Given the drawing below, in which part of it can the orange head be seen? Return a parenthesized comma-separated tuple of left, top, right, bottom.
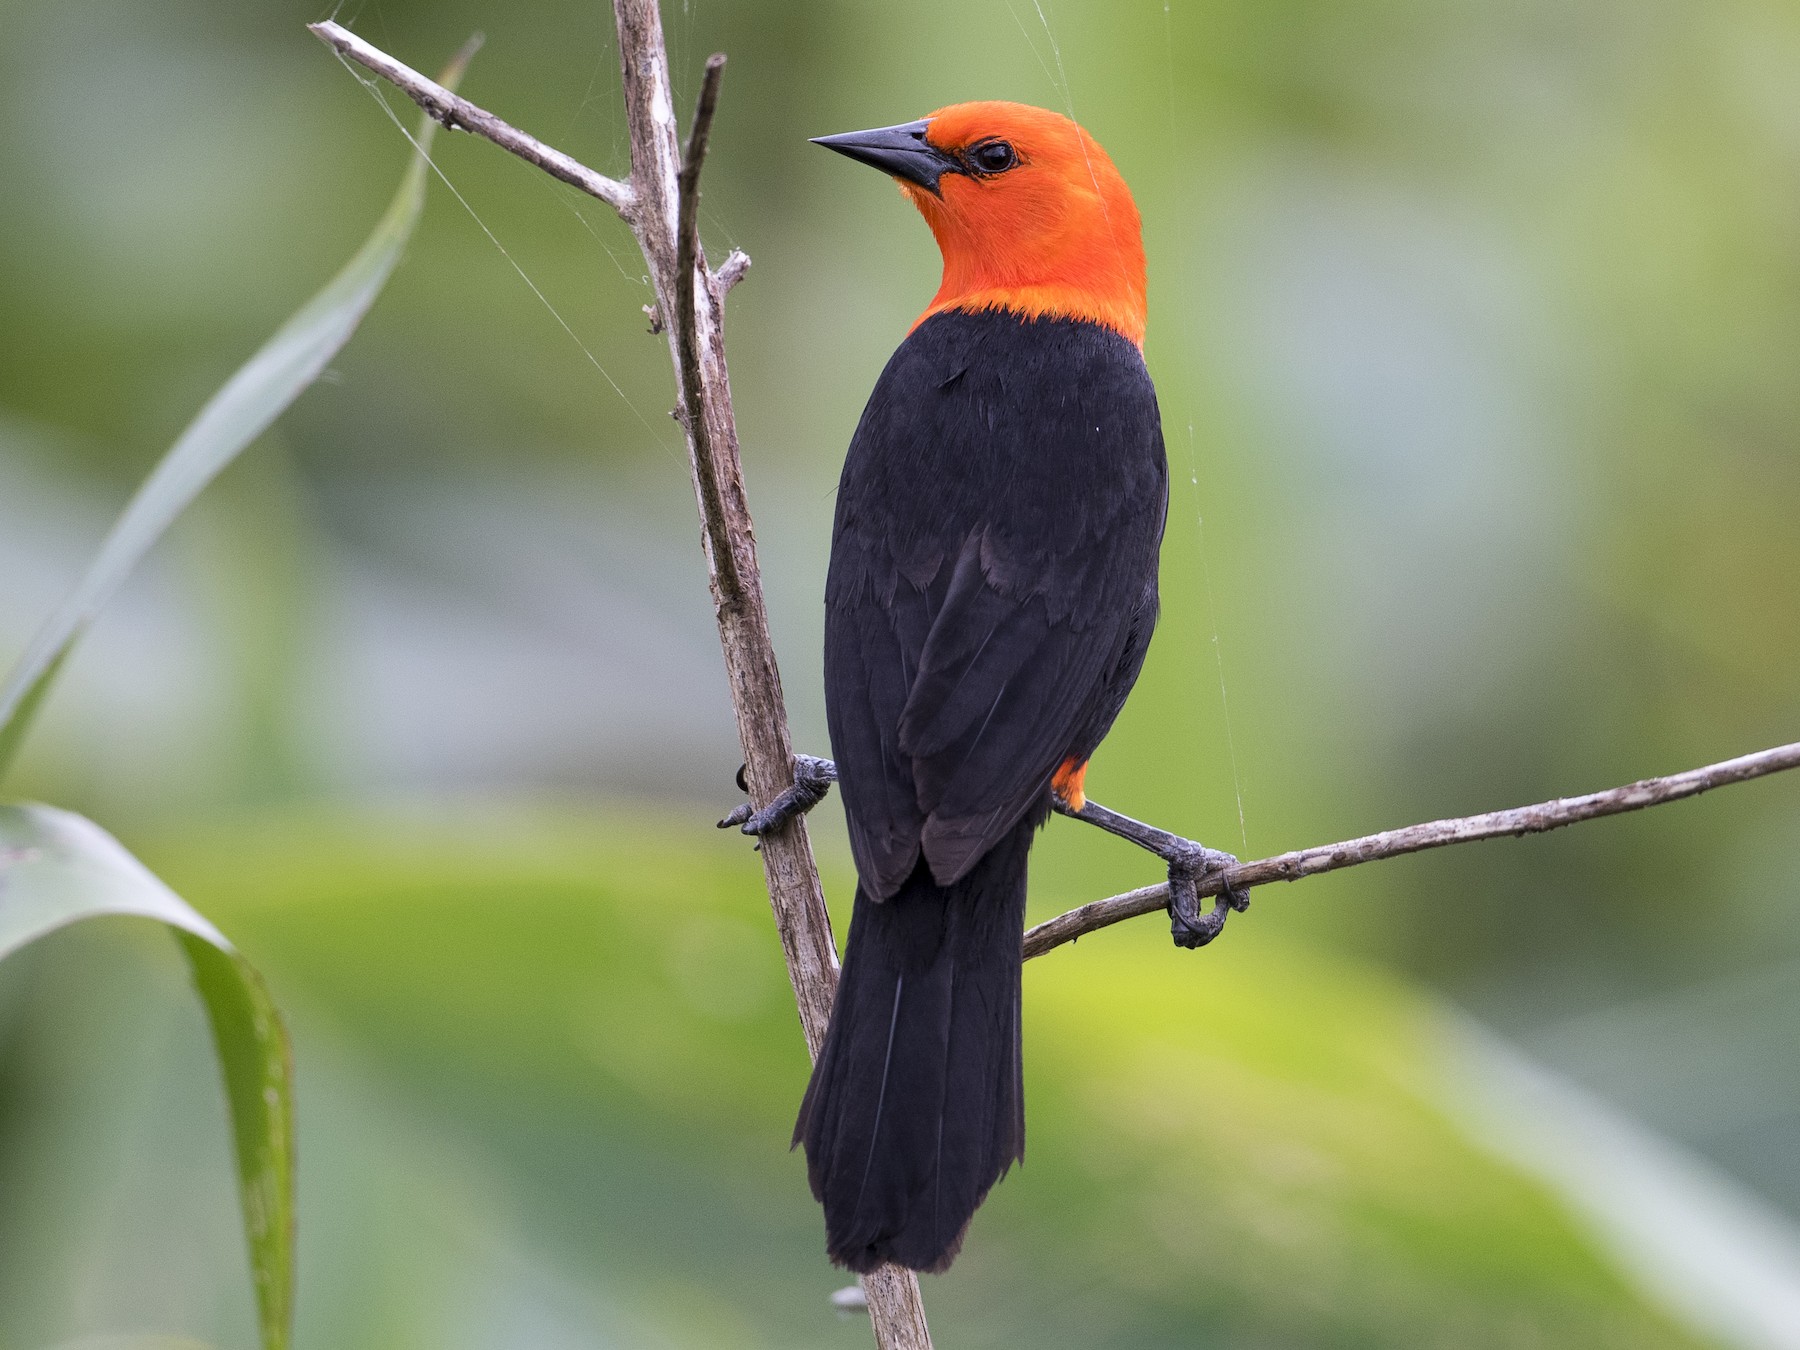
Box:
(813, 102, 1147, 346)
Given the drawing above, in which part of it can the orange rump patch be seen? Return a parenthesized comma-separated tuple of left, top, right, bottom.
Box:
(1051, 758, 1088, 812)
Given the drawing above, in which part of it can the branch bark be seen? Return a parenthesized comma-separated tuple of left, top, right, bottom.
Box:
(310, 11, 932, 1347)
(1024, 739, 1800, 960)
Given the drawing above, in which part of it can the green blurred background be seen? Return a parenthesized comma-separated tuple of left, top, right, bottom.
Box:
(3, 0, 1800, 1345)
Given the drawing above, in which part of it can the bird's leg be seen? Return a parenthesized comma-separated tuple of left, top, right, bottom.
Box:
(1052, 792, 1251, 949)
(718, 755, 838, 836)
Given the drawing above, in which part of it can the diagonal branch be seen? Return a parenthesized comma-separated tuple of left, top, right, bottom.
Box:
(1024, 739, 1800, 960)
(310, 21, 635, 216)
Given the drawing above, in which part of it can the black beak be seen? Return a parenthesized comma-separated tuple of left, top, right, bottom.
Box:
(811, 119, 960, 194)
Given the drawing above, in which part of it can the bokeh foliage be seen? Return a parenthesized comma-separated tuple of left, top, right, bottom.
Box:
(2, 0, 1799, 1344)
(0, 813, 1719, 1346)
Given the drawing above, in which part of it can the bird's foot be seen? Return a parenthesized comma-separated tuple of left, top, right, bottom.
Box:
(1054, 795, 1250, 949)
(717, 755, 838, 836)
(1163, 838, 1251, 949)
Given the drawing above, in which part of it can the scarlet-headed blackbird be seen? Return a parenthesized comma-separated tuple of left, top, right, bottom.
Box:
(771, 103, 1240, 1274)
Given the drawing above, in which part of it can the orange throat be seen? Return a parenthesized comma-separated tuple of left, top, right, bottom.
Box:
(898, 107, 1149, 347)
(906, 176, 1148, 346)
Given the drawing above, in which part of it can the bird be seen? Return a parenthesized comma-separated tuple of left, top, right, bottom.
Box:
(725, 101, 1246, 1275)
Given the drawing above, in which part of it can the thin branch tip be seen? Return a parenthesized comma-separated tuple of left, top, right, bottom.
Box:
(682, 54, 727, 179)
(717, 250, 752, 292)
(309, 19, 634, 216)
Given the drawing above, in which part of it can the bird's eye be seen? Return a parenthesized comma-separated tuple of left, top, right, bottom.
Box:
(967, 139, 1018, 175)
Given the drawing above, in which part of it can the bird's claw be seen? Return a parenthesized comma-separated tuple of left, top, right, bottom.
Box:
(717, 755, 838, 837)
(1165, 842, 1250, 950)
(1055, 796, 1251, 950)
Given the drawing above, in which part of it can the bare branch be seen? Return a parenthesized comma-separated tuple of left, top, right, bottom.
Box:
(858, 1267, 933, 1344)
(1024, 739, 1800, 960)
(311, 13, 928, 1343)
(610, 4, 933, 1342)
(678, 55, 726, 275)
(717, 249, 752, 292)
(308, 20, 635, 217)
(671, 56, 743, 603)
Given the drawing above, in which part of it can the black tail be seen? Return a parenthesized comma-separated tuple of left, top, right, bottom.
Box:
(794, 820, 1031, 1273)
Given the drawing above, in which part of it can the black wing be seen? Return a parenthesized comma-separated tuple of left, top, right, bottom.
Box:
(824, 310, 1167, 898)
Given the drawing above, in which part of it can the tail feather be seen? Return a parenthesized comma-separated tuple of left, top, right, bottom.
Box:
(795, 820, 1031, 1273)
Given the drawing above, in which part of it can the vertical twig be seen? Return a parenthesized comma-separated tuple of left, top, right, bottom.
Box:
(608, 0, 842, 1070)
(609, 3, 934, 1344)
(313, 10, 933, 1340)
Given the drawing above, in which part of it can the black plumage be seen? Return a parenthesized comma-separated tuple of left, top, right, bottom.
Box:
(796, 308, 1169, 1272)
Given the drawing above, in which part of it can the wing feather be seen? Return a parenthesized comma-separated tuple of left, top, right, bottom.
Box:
(824, 311, 1167, 898)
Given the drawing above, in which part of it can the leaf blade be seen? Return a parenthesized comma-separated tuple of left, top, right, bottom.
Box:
(0, 804, 295, 1350)
(0, 42, 481, 1345)
(180, 933, 295, 1350)
(0, 49, 467, 782)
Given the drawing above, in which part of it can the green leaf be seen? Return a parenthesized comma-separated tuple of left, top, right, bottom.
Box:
(0, 40, 475, 782)
(0, 804, 294, 1350)
(0, 40, 479, 1348)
